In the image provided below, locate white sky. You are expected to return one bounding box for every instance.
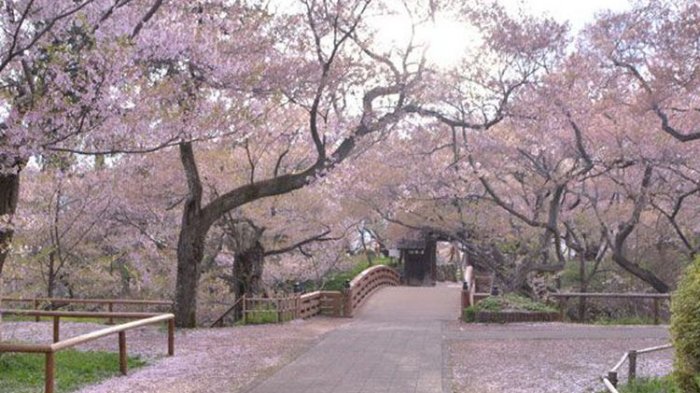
[499,0,634,31]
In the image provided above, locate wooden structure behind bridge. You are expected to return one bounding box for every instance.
[395,238,437,286]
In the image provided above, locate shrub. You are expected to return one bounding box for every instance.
[473,293,557,313]
[671,258,700,392]
[463,306,476,322]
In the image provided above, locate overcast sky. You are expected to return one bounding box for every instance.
[499,0,634,31]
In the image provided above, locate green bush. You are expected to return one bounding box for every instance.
[463,306,476,322]
[461,294,556,323]
[671,258,700,392]
[474,293,557,313]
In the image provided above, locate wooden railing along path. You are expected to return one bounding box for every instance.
[550,292,671,324]
[0,309,175,393]
[211,265,400,326]
[601,343,673,392]
[1,297,172,324]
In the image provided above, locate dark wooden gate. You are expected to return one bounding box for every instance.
[401,239,436,286]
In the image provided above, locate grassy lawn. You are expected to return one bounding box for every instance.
[0,350,146,393]
[609,375,700,393]
[593,316,657,325]
[2,315,110,324]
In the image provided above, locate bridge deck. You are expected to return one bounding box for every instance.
[246,284,461,393]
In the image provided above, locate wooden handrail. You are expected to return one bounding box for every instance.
[0,311,175,393]
[601,343,673,392]
[1,309,162,318]
[50,314,173,351]
[550,292,670,299]
[552,292,671,324]
[1,297,172,305]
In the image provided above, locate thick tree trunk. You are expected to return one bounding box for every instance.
[233,242,265,299]
[0,172,19,277]
[0,171,20,340]
[224,219,265,321]
[174,224,206,327]
[174,143,207,328]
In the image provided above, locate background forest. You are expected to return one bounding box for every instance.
[0,0,699,329]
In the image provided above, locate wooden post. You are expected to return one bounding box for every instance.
[52,316,60,343]
[118,331,127,375]
[276,299,281,323]
[45,352,55,393]
[107,302,114,325]
[628,350,637,383]
[653,298,660,325]
[34,299,41,322]
[559,297,566,321]
[608,371,618,388]
[295,294,300,320]
[343,287,353,318]
[167,318,175,356]
[241,294,247,324]
[461,286,470,309]
[578,295,587,322]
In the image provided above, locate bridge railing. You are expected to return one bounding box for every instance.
[345,265,401,317]
[209,265,400,326]
[0,309,174,393]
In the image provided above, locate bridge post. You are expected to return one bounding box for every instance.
[343,280,353,318]
[461,282,470,309]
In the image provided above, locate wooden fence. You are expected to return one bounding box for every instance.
[0,309,175,393]
[550,292,671,324]
[210,291,347,327]
[211,265,401,326]
[601,343,673,392]
[1,297,172,324]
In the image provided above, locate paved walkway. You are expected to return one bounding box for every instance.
[245,284,461,393]
[244,285,671,393]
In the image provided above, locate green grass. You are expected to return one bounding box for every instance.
[244,303,294,325]
[601,375,700,393]
[3,315,115,324]
[474,293,557,313]
[616,377,679,393]
[0,350,146,393]
[593,316,656,325]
